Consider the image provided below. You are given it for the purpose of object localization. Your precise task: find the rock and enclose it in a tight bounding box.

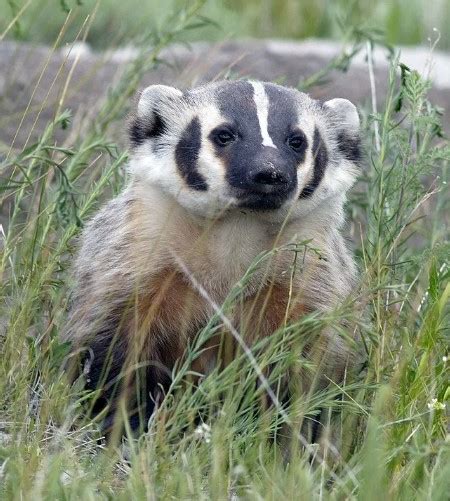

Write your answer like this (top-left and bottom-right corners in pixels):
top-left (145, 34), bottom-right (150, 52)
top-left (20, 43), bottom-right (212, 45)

top-left (0, 39), bottom-right (449, 150)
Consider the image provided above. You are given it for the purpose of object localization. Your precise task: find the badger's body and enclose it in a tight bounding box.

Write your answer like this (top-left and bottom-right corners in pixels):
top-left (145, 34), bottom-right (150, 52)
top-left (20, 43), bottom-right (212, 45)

top-left (64, 80), bottom-right (361, 440)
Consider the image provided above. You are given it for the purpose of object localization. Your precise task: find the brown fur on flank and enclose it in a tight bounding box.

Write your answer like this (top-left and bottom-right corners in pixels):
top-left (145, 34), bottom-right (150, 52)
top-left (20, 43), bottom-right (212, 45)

top-left (63, 80), bottom-right (362, 450)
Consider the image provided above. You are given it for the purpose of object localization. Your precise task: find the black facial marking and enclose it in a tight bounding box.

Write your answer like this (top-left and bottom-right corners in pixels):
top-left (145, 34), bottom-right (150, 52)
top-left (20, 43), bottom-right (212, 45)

top-left (175, 116), bottom-right (208, 191)
top-left (299, 127), bottom-right (328, 199)
top-left (209, 126), bottom-right (237, 147)
top-left (129, 113), bottom-right (167, 147)
top-left (286, 129), bottom-right (308, 158)
top-left (210, 81), bottom-right (304, 210)
top-left (216, 81), bottom-right (261, 137)
top-left (264, 83), bottom-right (307, 163)
top-left (337, 131), bottom-right (362, 163)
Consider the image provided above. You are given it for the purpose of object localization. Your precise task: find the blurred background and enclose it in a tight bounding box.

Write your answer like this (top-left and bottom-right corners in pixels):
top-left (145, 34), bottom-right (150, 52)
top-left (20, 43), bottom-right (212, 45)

top-left (2, 0), bottom-right (450, 150)
top-left (1, 0), bottom-right (450, 49)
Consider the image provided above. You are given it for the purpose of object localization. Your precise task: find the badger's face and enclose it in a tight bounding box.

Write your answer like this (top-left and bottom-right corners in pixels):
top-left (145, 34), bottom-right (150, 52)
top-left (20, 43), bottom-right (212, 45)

top-left (128, 80), bottom-right (361, 221)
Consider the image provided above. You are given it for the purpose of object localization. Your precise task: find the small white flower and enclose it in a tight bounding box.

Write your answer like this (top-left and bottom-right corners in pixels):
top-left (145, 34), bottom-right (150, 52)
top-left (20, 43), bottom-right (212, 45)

top-left (427, 398), bottom-right (446, 411)
top-left (194, 423), bottom-right (211, 443)
top-left (443, 355), bottom-right (448, 363)
top-left (232, 465), bottom-right (246, 477)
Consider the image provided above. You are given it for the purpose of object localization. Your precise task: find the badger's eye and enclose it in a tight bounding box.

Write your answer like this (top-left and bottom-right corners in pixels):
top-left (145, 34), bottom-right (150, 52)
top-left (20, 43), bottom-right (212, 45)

top-left (212, 128), bottom-right (236, 147)
top-left (286, 132), bottom-right (306, 152)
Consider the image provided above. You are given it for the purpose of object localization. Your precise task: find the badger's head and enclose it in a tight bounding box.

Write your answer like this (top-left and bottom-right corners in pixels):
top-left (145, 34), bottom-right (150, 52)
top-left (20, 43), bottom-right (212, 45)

top-left (128, 80), bottom-right (361, 222)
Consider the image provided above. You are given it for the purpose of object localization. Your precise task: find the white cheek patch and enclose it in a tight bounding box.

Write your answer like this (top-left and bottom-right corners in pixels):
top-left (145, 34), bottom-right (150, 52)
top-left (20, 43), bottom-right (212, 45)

top-left (250, 81), bottom-right (277, 149)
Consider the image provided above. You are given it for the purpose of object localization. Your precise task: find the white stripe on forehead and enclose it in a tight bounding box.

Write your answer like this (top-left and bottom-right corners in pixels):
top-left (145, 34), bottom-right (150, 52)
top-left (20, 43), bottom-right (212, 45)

top-left (250, 81), bottom-right (277, 149)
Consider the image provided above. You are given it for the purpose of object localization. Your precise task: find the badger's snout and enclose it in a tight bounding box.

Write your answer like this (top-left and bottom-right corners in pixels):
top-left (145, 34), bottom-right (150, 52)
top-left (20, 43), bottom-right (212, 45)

top-left (228, 150), bottom-right (298, 210)
top-left (247, 163), bottom-right (291, 194)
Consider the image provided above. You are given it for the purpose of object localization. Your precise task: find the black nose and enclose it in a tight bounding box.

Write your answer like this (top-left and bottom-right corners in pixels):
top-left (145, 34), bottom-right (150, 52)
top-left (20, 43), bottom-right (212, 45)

top-left (248, 167), bottom-right (289, 193)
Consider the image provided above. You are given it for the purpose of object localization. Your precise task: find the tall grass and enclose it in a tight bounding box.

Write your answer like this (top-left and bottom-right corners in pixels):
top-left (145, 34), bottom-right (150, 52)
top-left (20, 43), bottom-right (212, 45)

top-left (2, 0), bottom-right (450, 49)
top-left (0, 1), bottom-right (449, 499)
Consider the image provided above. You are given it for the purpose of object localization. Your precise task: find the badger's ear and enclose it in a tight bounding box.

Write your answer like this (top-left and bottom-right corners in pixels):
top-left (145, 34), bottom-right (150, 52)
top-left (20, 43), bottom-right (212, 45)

top-left (137, 85), bottom-right (183, 116)
top-left (323, 98), bottom-right (360, 133)
top-left (323, 98), bottom-right (362, 163)
top-left (129, 85), bottom-right (183, 147)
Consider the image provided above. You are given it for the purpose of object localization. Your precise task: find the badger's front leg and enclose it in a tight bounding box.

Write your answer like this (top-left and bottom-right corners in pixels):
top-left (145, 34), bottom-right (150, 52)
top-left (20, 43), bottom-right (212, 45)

top-left (66, 269), bottom-right (209, 437)
top-left (236, 283), bottom-right (350, 456)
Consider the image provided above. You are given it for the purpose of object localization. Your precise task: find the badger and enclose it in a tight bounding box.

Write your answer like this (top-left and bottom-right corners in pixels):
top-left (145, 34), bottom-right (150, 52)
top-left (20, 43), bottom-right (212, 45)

top-left (64, 80), bottom-right (362, 445)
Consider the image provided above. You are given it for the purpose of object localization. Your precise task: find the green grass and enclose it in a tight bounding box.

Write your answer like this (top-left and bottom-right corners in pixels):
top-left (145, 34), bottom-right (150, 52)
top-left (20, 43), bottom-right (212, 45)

top-left (1, 1), bottom-right (449, 499)
top-left (2, 0), bottom-right (450, 49)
